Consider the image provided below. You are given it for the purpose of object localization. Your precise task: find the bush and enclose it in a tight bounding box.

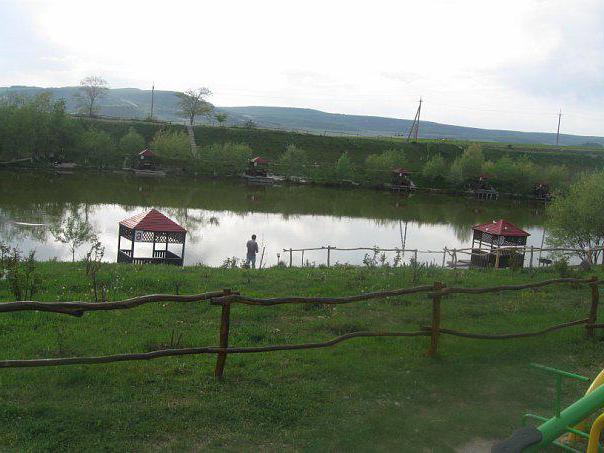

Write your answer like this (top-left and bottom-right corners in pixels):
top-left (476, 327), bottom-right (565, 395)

top-left (76, 128), bottom-right (117, 167)
top-left (363, 149), bottom-right (406, 184)
top-left (119, 127), bottom-right (145, 155)
top-left (277, 144), bottom-right (308, 178)
top-left (422, 154), bottom-right (447, 184)
top-left (151, 129), bottom-right (190, 159)
top-left (335, 151), bottom-right (354, 181)
top-left (546, 170), bottom-right (604, 263)
top-left (0, 244), bottom-right (41, 301)
top-left (449, 143), bottom-right (484, 185)
top-left (200, 142), bottom-right (252, 176)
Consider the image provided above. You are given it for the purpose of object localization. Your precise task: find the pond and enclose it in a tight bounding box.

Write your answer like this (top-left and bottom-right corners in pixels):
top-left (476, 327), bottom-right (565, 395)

top-left (0, 171), bottom-right (549, 267)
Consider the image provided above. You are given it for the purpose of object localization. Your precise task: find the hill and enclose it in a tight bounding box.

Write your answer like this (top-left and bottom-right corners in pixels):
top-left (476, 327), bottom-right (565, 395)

top-left (2, 85), bottom-right (604, 147)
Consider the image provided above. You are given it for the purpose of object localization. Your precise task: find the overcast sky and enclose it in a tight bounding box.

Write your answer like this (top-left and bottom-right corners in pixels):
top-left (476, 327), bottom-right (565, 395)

top-left (1, 0), bottom-right (604, 135)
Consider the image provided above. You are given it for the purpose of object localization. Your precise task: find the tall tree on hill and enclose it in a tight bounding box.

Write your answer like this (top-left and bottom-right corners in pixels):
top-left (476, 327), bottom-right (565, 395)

top-left (215, 112), bottom-right (228, 126)
top-left (177, 88), bottom-right (214, 125)
top-left (74, 76), bottom-right (109, 117)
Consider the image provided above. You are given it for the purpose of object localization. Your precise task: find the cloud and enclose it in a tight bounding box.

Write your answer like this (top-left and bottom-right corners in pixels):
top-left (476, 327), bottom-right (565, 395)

top-left (2, 0), bottom-right (604, 135)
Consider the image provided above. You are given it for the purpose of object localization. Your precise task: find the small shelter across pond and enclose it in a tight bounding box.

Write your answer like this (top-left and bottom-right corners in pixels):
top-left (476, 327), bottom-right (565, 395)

top-left (388, 167), bottom-right (416, 191)
top-left (470, 219), bottom-right (530, 268)
top-left (117, 209), bottom-right (187, 266)
top-left (247, 156), bottom-right (270, 177)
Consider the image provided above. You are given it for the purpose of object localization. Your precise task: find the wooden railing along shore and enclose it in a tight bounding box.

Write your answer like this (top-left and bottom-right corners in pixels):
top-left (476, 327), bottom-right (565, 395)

top-left (0, 277), bottom-right (601, 378)
top-left (282, 245), bottom-right (604, 268)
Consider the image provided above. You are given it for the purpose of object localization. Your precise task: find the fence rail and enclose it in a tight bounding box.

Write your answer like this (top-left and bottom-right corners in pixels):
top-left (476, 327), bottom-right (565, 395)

top-left (282, 245), bottom-right (604, 268)
top-left (0, 277), bottom-right (601, 377)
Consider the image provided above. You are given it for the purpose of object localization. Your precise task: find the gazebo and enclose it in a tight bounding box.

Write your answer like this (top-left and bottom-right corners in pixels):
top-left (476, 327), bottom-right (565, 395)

top-left (137, 149), bottom-right (157, 170)
top-left (117, 209), bottom-right (187, 266)
top-left (470, 219), bottom-right (530, 268)
top-left (246, 156), bottom-right (269, 177)
top-left (472, 174), bottom-right (498, 200)
top-left (391, 167), bottom-right (415, 190)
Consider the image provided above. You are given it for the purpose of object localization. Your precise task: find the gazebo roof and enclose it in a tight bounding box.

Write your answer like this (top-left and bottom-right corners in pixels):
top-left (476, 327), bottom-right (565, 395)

top-left (392, 167), bottom-right (410, 174)
top-left (119, 209), bottom-right (186, 233)
top-left (138, 149), bottom-right (155, 157)
top-left (250, 156), bottom-right (269, 164)
top-left (472, 219), bottom-right (530, 237)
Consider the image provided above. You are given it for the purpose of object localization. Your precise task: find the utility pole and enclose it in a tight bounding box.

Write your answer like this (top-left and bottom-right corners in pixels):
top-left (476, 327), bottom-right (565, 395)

top-left (555, 109), bottom-right (562, 147)
top-left (407, 98), bottom-right (422, 142)
top-left (150, 83), bottom-right (155, 120)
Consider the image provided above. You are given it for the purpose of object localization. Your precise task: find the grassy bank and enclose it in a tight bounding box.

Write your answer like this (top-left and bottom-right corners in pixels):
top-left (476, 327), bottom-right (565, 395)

top-left (0, 262), bottom-right (603, 450)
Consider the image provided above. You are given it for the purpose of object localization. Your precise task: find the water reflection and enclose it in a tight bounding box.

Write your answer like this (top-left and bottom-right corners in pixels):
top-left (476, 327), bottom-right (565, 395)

top-left (0, 171), bottom-right (548, 266)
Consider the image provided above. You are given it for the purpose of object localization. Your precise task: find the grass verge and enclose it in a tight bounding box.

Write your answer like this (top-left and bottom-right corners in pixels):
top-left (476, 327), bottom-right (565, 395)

top-left (0, 262), bottom-right (603, 451)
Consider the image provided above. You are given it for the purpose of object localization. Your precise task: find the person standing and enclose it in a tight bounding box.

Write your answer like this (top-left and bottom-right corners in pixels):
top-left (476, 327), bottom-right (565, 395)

top-left (246, 234), bottom-right (259, 268)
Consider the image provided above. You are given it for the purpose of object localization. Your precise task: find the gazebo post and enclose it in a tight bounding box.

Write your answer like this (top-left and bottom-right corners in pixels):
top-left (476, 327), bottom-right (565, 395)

top-left (152, 233), bottom-right (156, 257)
top-left (181, 237), bottom-right (186, 266)
top-left (117, 230), bottom-right (121, 255)
top-left (130, 230), bottom-right (135, 261)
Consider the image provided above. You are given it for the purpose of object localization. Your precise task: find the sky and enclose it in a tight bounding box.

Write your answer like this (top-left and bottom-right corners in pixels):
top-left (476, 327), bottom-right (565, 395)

top-left (1, 0), bottom-right (604, 136)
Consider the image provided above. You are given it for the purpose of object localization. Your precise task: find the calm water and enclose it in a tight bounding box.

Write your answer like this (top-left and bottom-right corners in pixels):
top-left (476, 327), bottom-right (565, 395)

top-left (0, 171), bottom-right (548, 266)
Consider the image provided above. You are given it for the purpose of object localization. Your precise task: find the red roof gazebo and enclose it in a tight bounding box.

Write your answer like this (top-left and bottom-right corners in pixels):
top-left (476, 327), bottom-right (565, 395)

top-left (390, 167), bottom-right (415, 191)
top-left (136, 148), bottom-right (157, 170)
top-left (471, 219), bottom-right (530, 268)
top-left (246, 156), bottom-right (270, 177)
top-left (117, 209), bottom-right (187, 266)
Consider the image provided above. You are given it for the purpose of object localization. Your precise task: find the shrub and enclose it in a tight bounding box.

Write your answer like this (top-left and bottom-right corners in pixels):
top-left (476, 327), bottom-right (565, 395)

top-left (335, 151), bottom-right (354, 181)
top-left (278, 144), bottom-right (308, 178)
top-left (151, 129), bottom-right (190, 159)
top-left (546, 170), bottom-right (604, 263)
top-left (77, 128), bottom-right (117, 167)
top-left (119, 127), bottom-right (145, 155)
top-left (422, 154), bottom-right (447, 183)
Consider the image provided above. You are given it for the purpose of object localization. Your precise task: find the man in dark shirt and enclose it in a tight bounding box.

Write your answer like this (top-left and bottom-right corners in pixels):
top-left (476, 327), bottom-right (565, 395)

top-left (246, 234), bottom-right (259, 268)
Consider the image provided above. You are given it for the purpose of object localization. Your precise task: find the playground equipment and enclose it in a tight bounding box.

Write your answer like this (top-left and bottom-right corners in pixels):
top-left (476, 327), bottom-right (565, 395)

top-left (493, 364), bottom-right (604, 452)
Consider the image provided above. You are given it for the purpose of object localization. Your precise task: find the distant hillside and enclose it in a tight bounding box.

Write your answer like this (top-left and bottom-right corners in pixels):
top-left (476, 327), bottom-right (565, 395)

top-left (2, 85), bottom-right (604, 147)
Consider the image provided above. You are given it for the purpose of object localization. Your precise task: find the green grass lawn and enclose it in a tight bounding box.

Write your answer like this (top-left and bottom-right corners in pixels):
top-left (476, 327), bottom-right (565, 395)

top-left (0, 262), bottom-right (603, 451)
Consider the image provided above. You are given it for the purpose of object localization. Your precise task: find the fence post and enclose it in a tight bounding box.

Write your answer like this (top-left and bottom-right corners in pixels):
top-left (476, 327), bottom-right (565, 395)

top-left (428, 281), bottom-right (444, 357)
top-left (530, 246), bottom-right (534, 268)
top-left (327, 246), bottom-right (331, 267)
top-left (587, 276), bottom-right (599, 340)
top-left (414, 249), bottom-right (418, 264)
top-left (289, 248), bottom-right (293, 267)
top-left (214, 289), bottom-right (232, 379)
top-left (442, 247), bottom-right (447, 268)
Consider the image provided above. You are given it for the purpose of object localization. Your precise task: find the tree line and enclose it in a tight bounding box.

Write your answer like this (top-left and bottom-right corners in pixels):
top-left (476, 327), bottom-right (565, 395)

top-left (0, 92), bottom-right (573, 196)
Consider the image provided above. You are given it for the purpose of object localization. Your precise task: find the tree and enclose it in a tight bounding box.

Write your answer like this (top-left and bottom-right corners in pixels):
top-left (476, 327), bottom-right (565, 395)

top-left (77, 128), bottom-right (116, 166)
top-left (335, 151), bottom-right (354, 181)
top-left (176, 88), bottom-right (213, 125)
top-left (364, 149), bottom-right (406, 184)
top-left (449, 143), bottom-right (484, 185)
top-left (119, 127), bottom-right (145, 155)
top-left (202, 142), bottom-right (252, 175)
top-left (422, 154), bottom-right (447, 183)
top-left (74, 76), bottom-right (108, 117)
top-left (279, 144), bottom-right (308, 178)
top-left (51, 214), bottom-right (97, 262)
top-left (151, 129), bottom-right (190, 159)
top-left (215, 112), bottom-right (228, 126)
top-left (546, 170), bottom-right (604, 263)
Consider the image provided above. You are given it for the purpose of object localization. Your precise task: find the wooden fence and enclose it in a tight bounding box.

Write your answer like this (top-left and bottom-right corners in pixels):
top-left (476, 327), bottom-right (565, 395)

top-left (282, 245), bottom-right (604, 268)
top-left (0, 277), bottom-right (601, 378)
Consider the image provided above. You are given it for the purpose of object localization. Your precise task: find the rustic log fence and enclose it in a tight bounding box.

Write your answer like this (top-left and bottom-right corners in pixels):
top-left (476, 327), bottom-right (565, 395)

top-left (282, 245), bottom-right (604, 268)
top-left (0, 277), bottom-right (600, 378)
